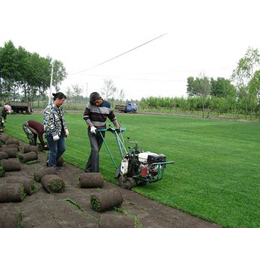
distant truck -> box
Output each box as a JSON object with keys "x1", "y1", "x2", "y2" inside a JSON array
[
  {"x1": 10, "y1": 101, "x2": 32, "y2": 114},
  {"x1": 115, "y1": 102, "x2": 138, "y2": 113}
]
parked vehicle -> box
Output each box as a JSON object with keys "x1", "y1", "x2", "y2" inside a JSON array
[
  {"x1": 10, "y1": 101, "x2": 32, "y2": 114},
  {"x1": 115, "y1": 102, "x2": 138, "y2": 113}
]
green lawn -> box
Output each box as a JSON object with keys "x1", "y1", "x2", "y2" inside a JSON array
[{"x1": 4, "y1": 112, "x2": 260, "y2": 227}]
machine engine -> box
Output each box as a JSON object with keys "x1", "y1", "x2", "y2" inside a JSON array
[{"x1": 120, "y1": 151, "x2": 166, "y2": 181}]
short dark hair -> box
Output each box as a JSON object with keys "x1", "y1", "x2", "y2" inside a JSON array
[
  {"x1": 89, "y1": 92, "x2": 101, "y2": 104},
  {"x1": 52, "y1": 92, "x2": 66, "y2": 100}
]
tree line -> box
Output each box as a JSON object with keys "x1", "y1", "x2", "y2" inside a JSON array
[
  {"x1": 139, "y1": 47, "x2": 260, "y2": 121},
  {"x1": 0, "y1": 40, "x2": 67, "y2": 103},
  {"x1": 1, "y1": 41, "x2": 260, "y2": 121}
]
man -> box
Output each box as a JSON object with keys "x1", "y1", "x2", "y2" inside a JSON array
[
  {"x1": 83, "y1": 92, "x2": 120, "y2": 172},
  {"x1": 22, "y1": 120, "x2": 48, "y2": 149}
]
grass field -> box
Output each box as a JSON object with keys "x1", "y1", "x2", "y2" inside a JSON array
[{"x1": 4, "y1": 112, "x2": 260, "y2": 227}]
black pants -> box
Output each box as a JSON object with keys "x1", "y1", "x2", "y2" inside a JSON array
[{"x1": 85, "y1": 130, "x2": 105, "y2": 172}]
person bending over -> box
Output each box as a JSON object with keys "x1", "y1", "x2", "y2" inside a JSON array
[{"x1": 22, "y1": 120, "x2": 48, "y2": 149}]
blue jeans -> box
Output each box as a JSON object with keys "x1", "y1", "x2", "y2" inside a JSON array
[{"x1": 46, "y1": 132, "x2": 66, "y2": 167}]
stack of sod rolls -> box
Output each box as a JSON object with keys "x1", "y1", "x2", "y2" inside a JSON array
[{"x1": 90, "y1": 189, "x2": 123, "y2": 212}]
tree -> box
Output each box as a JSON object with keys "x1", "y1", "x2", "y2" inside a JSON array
[
  {"x1": 187, "y1": 74, "x2": 211, "y2": 117},
  {"x1": 52, "y1": 59, "x2": 67, "y2": 92},
  {"x1": 0, "y1": 40, "x2": 67, "y2": 102},
  {"x1": 210, "y1": 77, "x2": 236, "y2": 98},
  {"x1": 248, "y1": 70, "x2": 260, "y2": 122},
  {"x1": 101, "y1": 79, "x2": 117, "y2": 99},
  {"x1": 232, "y1": 47, "x2": 260, "y2": 119},
  {"x1": 117, "y1": 88, "x2": 125, "y2": 102}
]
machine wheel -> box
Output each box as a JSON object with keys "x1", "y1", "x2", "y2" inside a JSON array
[
  {"x1": 136, "y1": 180, "x2": 147, "y2": 187},
  {"x1": 119, "y1": 177, "x2": 137, "y2": 190}
]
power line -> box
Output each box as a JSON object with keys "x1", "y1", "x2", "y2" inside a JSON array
[{"x1": 70, "y1": 33, "x2": 167, "y2": 75}]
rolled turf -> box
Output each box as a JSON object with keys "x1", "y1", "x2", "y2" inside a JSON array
[
  {"x1": 0, "y1": 211, "x2": 23, "y2": 228},
  {"x1": 99, "y1": 214, "x2": 136, "y2": 228},
  {"x1": 41, "y1": 174, "x2": 65, "y2": 193},
  {"x1": 0, "y1": 136, "x2": 8, "y2": 144},
  {"x1": 33, "y1": 167, "x2": 57, "y2": 182},
  {"x1": 6, "y1": 176, "x2": 38, "y2": 195},
  {"x1": 1, "y1": 148, "x2": 18, "y2": 158},
  {"x1": 23, "y1": 145, "x2": 38, "y2": 153},
  {"x1": 90, "y1": 189, "x2": 123, "y2": 212},
  {"x1": 79, "y1": 172, "x2": 104, "y2": 188},
  {"x1": 0, "y1": 183, "x2": 26, "y2": 202},
  {"x1": 0, "y1": 151, "x2": 9, "y2": 160},
  {"x1": 0, "y1": 159, "x2": 21, "y2": 176},
  {"x1": 6, "y1": 143, "x2": 19, "y2": 150},
  {"x1": 6, "y1": 139, "x2": 19, "y2": 145},
  {"x1": 19, "y1": 151, "x2": 38, "y2": 163}
]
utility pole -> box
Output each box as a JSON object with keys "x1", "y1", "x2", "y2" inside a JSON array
[
  {"x1": 49, "y1": 63, "x2": 54, "y2": 104},
  {"x1": 86, "y1": 83, "x2": 88, "y2": 98}
]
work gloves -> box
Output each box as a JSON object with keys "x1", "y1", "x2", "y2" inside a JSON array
[
  {"x1": 53, "y1": 135, "x2": 60, "y2": 141},
  {"x1": 90, "y1": 126, "x2": 97, "y2": 134},
  {"x1": 65, "y1": 129, "x2": 69, "y2": 137}
]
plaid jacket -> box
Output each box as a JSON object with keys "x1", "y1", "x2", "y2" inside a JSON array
[{"x1": 43, "y1": 102, "x2": 67, "y2": 137}]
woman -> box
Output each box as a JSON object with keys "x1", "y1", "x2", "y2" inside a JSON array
[{"x1": 43, "y1": 92, "x2": 69, "y2": 167}]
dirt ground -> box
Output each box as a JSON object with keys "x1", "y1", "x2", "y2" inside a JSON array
[{"x1": 0, "y1": 133, "x2": 221, "y2": 228}]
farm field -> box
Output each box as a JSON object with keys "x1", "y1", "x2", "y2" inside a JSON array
[{"x1": 4, "y1": 112, "x2": 260, "y2": 227}]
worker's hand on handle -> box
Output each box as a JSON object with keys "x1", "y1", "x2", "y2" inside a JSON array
[
  {"x1": 65, "y1": 129, "x2": 69, "y2": 137},
  {"x1": 90, "y1": 126, "x2": 97, "y2": 134},
  {"x1": 53, "y1": 135, "x2": 60, "y2": 141},
  {"x1": 115, "y1": 124, "x2": 121, "y2": 133}
]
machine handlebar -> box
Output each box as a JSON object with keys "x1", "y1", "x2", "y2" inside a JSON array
[{"x1": 97, "y1": 127, "x2": 126, "y2": 133}]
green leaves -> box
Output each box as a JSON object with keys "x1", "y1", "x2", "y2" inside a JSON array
[{"x1": 0, "y1": 40, "x2": 67, "y2": 101}]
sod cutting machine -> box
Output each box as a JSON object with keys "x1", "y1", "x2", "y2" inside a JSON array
[{"x1": 98, "y1": 127, "x2": 174, "y2": 189}]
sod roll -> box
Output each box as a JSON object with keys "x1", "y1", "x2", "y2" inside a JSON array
[
  {"x1": 6, "y1": 139, "x2": 19, "y2": 145},
  {"x1": 6, "y1": 143, "x2": 19, "y2": 150},
  {"x1": 7, "y1": 176, "x2": 38, "y2": 195},
  {"x1": 0, "y1": 136, "x2": 8, "y2": 144},
  {"x1": 41, "y1": 174, "x2": 65, "y2": 193},
  {"x1": 33, "y1": 167, "x2": 57, "y2": 182},
  {"x1": 0, "y1": 164, "x2": 5, "y2": 177},
  {"x1": 23, "y1": 145, "x2": 38, "y2": 153},
  {"x1": 79, "y1": 172, "x2": 104, "y2": 188},
  {"x1": 1, "y1": 159, "x2": 21, "y2": 172},
  {"x1": 0, "y1": 211, "x2": 23, "y2": 228},
  {"x1": 0, "y1": 183, "x2": 26, "y2": 202},
  {"x1": 1, "y1": 148, "x2": 18, "y2": 158},
  {"x1": 99, "y1": 214, "x2": 136, "y2": 228},
  {"x1": 19, "y1": 151, "x2": 38, "y2": 163},
  {"x1": 0, "y1": 151, "x2": 9, "y2": 160},
  {"x1": 90, "y1": 189, "x2": 123, "y2": 212}
]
